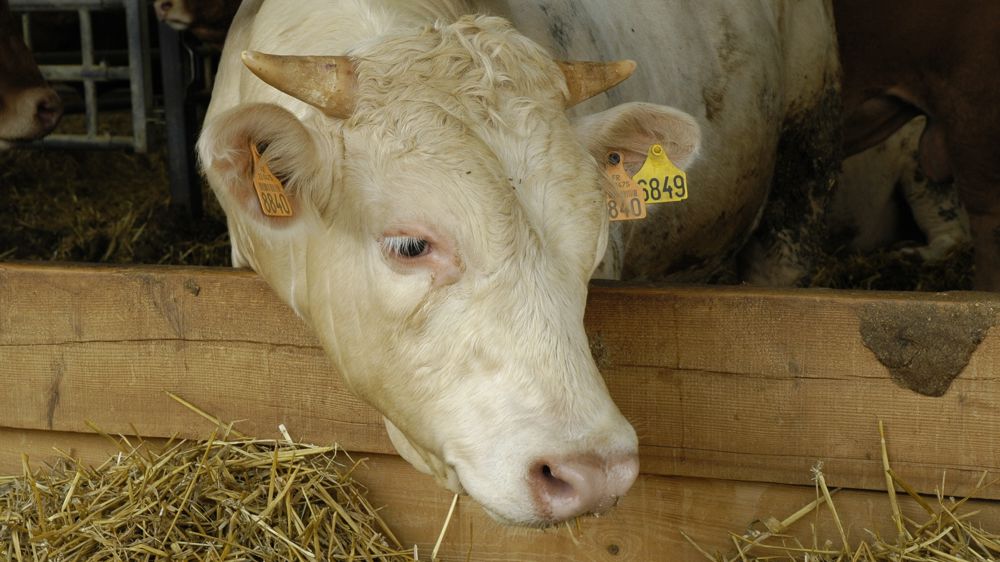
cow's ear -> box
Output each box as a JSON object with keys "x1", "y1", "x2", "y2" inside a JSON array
[
  {"x1": 572, "y1": 102, "x2": 701, "y2": 170},
  {"x1": 197, "y1": 103, "x2": 332, "y2": 232}
]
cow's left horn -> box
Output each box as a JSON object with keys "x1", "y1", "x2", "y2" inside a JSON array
[
  {"x1": 557, "y1": 60, "x2": 637, "y2": 107},
  {"x1": 241, "y1": 51, "x2": 357, "y2": 119}
]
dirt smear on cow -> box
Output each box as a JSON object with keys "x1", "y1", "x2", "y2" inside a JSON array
[{"x1": 742, "y1": 86, "x2": 843, "y2": 285}]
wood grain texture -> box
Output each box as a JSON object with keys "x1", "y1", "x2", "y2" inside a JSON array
[{"x1": 2, "y1": 263, "x2": 1000, "y2": 500}]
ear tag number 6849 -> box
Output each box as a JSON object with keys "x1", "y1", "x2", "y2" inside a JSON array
[{"x1": 632, "y1": 144, "x2": 688, "y2": 204}]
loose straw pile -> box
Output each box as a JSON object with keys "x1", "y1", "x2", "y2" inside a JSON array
[
  {"x1": 686, "y1": 421, "x2": 1000, "y2": 561},
  {"x1": 0, "y1": 395, "x2": 420, "y2": 561}
]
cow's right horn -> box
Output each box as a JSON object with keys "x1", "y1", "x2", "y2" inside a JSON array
[
  {"x1": 241, "y1": 51, "x2": 357, "y2": 119},
  {"x1": 557, "y1": 60, "x2": 637, "y2": 107}
]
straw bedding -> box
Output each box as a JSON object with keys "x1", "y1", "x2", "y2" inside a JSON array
[
  {"x1": 0, "y1": 397, "x2": 417, "y2": 561},
  {"x1": 688, "y1": 422, "x2": 1000, "y2": 562}
]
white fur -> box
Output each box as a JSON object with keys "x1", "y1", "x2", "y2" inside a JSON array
[
  {"x1": 831, "y1": 116, "x2": 971, "y2": 260},
  {"x1": 199, "y1": 0, "x2": 842, "y2": 525},
  {"x1": 488, "y1": 0, "x2": 839, "y2": 283},
  {"x1": 197, "y1": 0, "x2": 707, "y2": 526}
]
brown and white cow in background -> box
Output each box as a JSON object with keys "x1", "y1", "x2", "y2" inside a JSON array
[
  {"x1": 0, "y1": 0, "x2": 62, "y2": 150},
  {"x1": 154, "y1": 0, "x2": 242, "y2": 47},
  {"x1": 836, "y1": 0, "x2": 1000, "y2": 289},
  {"x1": 198, "y1": 0, "x2": 839, "y2": 526},
  {"x1": 831, "y1": 116, "x2": 970, "y2": 261}
]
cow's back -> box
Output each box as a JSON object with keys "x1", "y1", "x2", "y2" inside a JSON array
[
  {"x1": 486, "y1": 1, "x2": 838, "y2": 282},
  {"x1": 836, "y1": 1, "x2": 1000, "y2": 114}
]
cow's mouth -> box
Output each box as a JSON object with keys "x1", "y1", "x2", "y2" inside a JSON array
[
  {"x1": 480, "y1": 505, "x2": 578, "y2": 529},
  {"x1": 165, "y1": 17, "x2": 192, "y2": 31}
]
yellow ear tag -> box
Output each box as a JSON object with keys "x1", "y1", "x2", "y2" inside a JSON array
[
  {"x1": 250, "y1": 142, "x2": 294, "y2": 217},
  {"x1": 632, "y1": 144, "x2": 688, "y2": 204},
  {"x1": 603, "y1": 151, "x2": 647, "y2": 222}
]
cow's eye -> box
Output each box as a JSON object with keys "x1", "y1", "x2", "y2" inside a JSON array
[{"x1": 382, "y1": 236, "x2": 430, "y2": 259}]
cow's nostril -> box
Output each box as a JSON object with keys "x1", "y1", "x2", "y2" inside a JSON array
[
  {"x1": 529, "y1": 453, "x2": 638, "y2": 524},
  {"x1": 155, "y1": 1, "x2": 174, "y2": 19},
  {"x1": 538, "y1": 464, "x2": 575, "y2": 499},
  {"x1": 35, "y1": 92, "x2": 63, "y2": 131}
]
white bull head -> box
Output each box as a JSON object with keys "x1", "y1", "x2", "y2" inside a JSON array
[{"x1": 198, "y1": 15, "x2": 699, "y2": 526}]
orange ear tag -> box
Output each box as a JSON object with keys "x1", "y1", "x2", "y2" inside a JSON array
[
  {"x1": 603, "y1": 151, "x2": 647, "y2": 222},
  {"x1": 249, "y1": 142, "x2": 294, "y2": 217}
]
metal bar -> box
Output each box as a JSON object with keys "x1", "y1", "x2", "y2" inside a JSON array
[
  {"x1": 20, "y1": 13, "x2": 31, "y2": 48},
  {"x1": 158, "y1": 19, "x2": 202, "y2": 217},
  {"x1": 34, "y1": 49, "x2": 132, "y2": 64},
  {"x1": 123, "y1": 0, "x2": 147, "y2": 153},
  {"x1": 39, "y1": 64, "x2": 131, "y2": 81},
  {"x1": 11, "y1": 0, "x2": 151, "y2": 154},
  {"x1": 78, "y1": 7, "x2": 98, "y2": 138},
  {"x1": 24, "y1": 134, "x2": 135, "y2": 149},
  {"x1": 10, "y1": 0, "x2": 122, "y2": 10}
]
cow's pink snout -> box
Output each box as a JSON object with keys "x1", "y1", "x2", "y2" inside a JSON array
[
  {"x1": 31, "y1": 88, "x2": 63, "y2": 134},
  {"x1": 529, "y1": 452, "x2": 639, "y2": 523}
]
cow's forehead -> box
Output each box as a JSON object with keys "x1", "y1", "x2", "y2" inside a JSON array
[
  {"x1": 339, "y1": 109, "x2": 603, "y2": 277},
  {"x1": 326, "y1": 16, "x2": 601, "y2": 272},
  {"x1": 348, "y1": 15, "x2": 567, "y2": 122},
  {"x1": 343, "y1": 121, "x2": 530, "y2": 237}
]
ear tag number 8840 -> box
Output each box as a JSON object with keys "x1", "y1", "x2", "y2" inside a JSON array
[{"x1": 603, "y1": 151, "x2": 647, "y2": 222}]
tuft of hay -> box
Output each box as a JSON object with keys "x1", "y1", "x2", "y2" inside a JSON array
[
  {"x1": 0, "y1": 116, "x2": 231, "y2": 267},
  {"x1": 0, "y1": 396, "x2": 419, "y2": 561},
  {"x1": 689, "y1": 421, "x2": 1000, "y2": 561}
]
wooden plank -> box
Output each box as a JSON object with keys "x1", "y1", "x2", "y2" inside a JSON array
[
  {"x1": 0, "y1": 340, "x2": 391, "y2": 452},
  {"x1": 4, "y1": 426, "x2": 1000, "y2": 562},
  {"x1": 2, "y1": 263, "x2": 1000, "y2": 499}
]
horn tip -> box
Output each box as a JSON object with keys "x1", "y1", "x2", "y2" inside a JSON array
[{"x1": 241, "y1": 50, "x2": 259, "y2": 69}]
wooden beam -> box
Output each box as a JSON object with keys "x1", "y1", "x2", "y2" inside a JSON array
[
  {"x1": 5, "y1": 426, "x2": 1000, "y2": 561},
  {"x1": 2, "y1": 263, "x2": 1000, "y2": 500}
]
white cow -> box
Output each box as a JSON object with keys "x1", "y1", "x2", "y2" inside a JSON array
[
  {"x1": 198, "y1": 0, "x2": 837, "y2": 525},
  {"x1": 491, "y1": 2, "x2": 841, "y2": 286},
  {"x1": 831, "y1": 116, "x2": 970, "y2": 260}
]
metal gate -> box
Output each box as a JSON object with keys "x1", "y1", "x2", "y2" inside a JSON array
[{"x1": 10, "y1": 0, "x2": 152, "y2": 153}]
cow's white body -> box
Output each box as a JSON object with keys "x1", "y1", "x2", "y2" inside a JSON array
[
  {"x1": 200, "y1": 0, "x2": 837, "y2": 525},
  {"x1": 831, "y1": 116, "x2": 971, "y2": 260},
  {"x1": 489, "y1": 1, "x2": 840, "y2": 284}
]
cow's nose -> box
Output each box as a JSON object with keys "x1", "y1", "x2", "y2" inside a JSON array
[
  {"x1": 34, "y1": 89, "x2": 63, "y2": 133},
  {"x1": 155, "y1": 1, "x2": 173, "y2": 19},
  {"x1": 529, "y1": 452, "x2": 639, "y2": 523}
]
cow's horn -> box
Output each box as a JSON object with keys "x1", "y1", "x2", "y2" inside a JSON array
[
  {"x1": 241, "y1": 51, "x2": 357, "y2": 119},
  {"x1": 557, "y1": 60, "x2": 637, "y2": 107}
]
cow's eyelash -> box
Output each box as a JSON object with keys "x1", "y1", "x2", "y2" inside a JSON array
[{"x1": 381, "y1": 236, "x2": 431, "y2": 259}]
